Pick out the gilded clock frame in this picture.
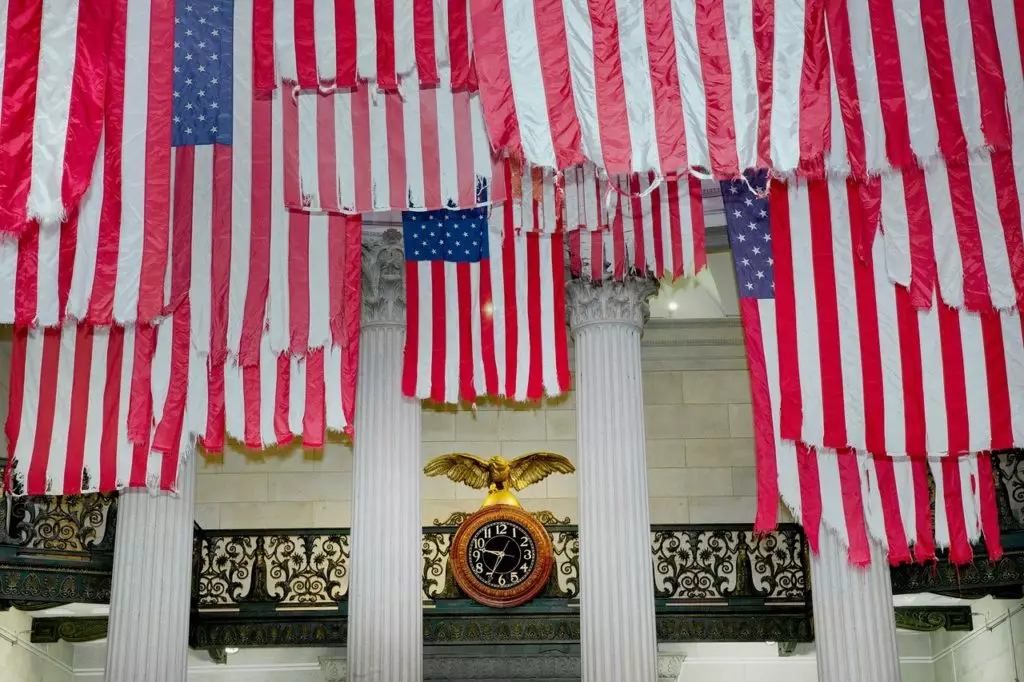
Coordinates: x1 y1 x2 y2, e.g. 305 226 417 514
450 504 554 608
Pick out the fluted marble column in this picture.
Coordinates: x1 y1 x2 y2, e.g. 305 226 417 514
346 230 422 681
811 531 902 682
104 455 196 681
566 278 660 682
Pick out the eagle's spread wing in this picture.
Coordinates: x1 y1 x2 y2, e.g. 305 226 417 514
423 453 492 489
508 452 575 491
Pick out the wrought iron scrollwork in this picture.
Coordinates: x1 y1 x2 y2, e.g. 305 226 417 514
993 450 1024 530
4 493 117 553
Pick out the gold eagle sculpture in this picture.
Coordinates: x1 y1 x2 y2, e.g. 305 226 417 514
423 452 575 507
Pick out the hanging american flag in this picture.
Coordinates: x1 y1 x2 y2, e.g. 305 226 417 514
401 199 570 403
724 171 1009 566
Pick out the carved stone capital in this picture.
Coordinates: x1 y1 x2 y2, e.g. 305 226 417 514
564 278 660 334
361 229 406 328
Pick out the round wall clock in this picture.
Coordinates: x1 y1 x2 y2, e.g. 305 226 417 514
450 504 554 608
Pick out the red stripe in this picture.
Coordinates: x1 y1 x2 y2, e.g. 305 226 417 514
26 329 60 493
980 311 1013 449
288 210 311 354
61 1 112 215
525 233 543 400
303 348 326 447
630 176 645 273
807 181 847 448
694 0 739 177
15 226 39 327
430 261 447 403
154 307 191 489
386 92 408 209
823 0 867 177
480 253 498 395
977 454 1003 561
872 455 912 565
797 1 831 175
837 449 871 566
941 458 972 564
587 0 633 173
316 96 340 213
203 359 226 452
457 263 475 402
413 0 439 86
771 183 801 441
137 0 175 322
402 261 420 398
374 0 398 90
919 1 967 161
796 443 822 554
168 147 195 314
127 325 157 485
667 182 683 280
612 192 626 280
210 145 232 364
89 0 127 324
502 214 518 397
909 460 933 557
242 361 262 447
57 212 78 322
293 0 319 89
453 91 476 208
967 0 1010 151
894 287 927 455
944 164 991 312
991 152 1024 309
902 167 938 308
99 327 124 490
63 325 93 494
469 0 522 155
551 231 570 392
650 181 664 277
240 94 273 366
532 0 585 168
689 177 706 272
0 0 42 234
590 223 603 281
643 0 687 171
273 355 292 445
340 217 362 430
866 0 914 168
327 215 346 344
752 0 775 168
351 86 373 212
448 0 473 90
419 87 442 209
253 0 277 91
740 299 779 532
334 0 357 87
2 329 26 492
281 89 302 209
936 302 969 454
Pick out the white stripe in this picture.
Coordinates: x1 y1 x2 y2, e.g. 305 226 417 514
313 0 337 83
26 0 80 223
671 0 710 170
891 0 940 160
46 325 78 492
403 82 426 208
538 235 558 394
929 458 950 549
993 0 1024 155
224 357 245 441
680 179 696 277
968 157 1016 310
68 137 105 322
860 454 887 545
562 0 604 168
923 163 964 308
722 0 756 171
443 261 460 403
367 89 390 210
325 345 345 431
114 326 136 488
354 0 376 81
872 236 908 455
35 222 61 326
768 0 805 172
761 300 800 516
512 232 530 401
258 334 278 445
845 0 887 173
917 301 948 453
879 172 911 288
115 0 153 322
565 167 582 230
942 0 985 150
415 261 433 398
298 94 320 206
307 213 332 349
433 0 449 68
470 92 491 187
0 237 16 322
658 181 672 278
1001 313 1024 445
960 454 982 542
824 53 849 174
435 71 459 209
187 339 208 439
81 328 109 487
615 0 659 172
191 149 214 355
268 92 290 355
787 183 825 446
470 260 486 397
394 0 415 77
274 0 298 83
11 329 43 487
488 218 507 394
891 458 918 554
640 185 656 274
960 312 991 453
228 0 254 357
817 451 849 548
334 90 356 211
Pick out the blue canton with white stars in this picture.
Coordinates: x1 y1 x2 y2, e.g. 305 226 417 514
720 171 775 299
172 0 233 147
402 208 489 263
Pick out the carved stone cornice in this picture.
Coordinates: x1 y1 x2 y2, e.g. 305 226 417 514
361 229 406 328
564 278 660 334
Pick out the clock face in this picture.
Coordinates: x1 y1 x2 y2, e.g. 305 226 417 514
466 520 537 589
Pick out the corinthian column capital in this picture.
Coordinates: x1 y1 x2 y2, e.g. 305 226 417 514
361 229 406 328
564 277 660 334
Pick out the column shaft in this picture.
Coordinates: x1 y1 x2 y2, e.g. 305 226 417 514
104 455 196 682
811 532 902 682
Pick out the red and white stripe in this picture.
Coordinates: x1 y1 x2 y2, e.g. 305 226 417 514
3 313 194 496
402 201 571 403
285 70 496 213
469 0 831 177
569 174 706 282
823 0 1014 177
0 0 113 234
192 330 359 451
270 0 477 91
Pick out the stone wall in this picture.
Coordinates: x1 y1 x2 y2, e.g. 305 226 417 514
193 318 768 530
931 599 1024 682
0 609 74 682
